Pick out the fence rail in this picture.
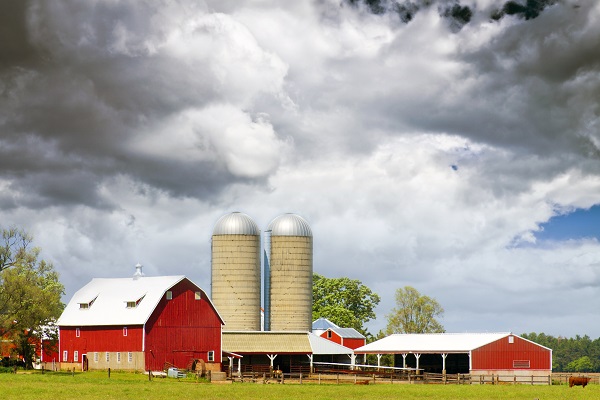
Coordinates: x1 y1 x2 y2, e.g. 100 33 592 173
228 369 560 385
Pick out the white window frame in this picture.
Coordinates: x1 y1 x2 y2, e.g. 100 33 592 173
166 291 172 300
106 352 110 363
128 352 133 363
94 352 99 363
123 327 128 337
76 328 80 337
116 352 121 363
195 291 201 300
63 351 68 362
207 350 215 362
74 351 79 362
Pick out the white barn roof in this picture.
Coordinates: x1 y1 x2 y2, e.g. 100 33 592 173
57 275 211 327
355 333 512 354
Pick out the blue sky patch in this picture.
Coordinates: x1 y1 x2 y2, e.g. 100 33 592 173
535 205 600 242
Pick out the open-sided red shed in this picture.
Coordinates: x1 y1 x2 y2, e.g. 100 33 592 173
355 332 552 381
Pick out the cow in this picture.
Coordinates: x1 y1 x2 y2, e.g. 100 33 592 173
569 376 591 388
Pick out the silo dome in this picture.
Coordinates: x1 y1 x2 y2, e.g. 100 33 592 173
267 213 312 237
211 212 261 331
213 212 260 235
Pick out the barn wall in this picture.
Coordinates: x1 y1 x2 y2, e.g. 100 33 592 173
144 279 222 371
342 338 366 350
471 335 551 371
59 326 144 370
320 331 342 345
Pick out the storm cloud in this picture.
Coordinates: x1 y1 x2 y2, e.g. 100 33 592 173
1 0 599 337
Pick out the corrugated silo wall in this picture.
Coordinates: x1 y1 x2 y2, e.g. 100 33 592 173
211 234 261 331
269 235 313 331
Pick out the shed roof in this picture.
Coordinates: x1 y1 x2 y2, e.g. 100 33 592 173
330 327 365 339
355 333 513 354
222 331 353 355
57 275 220 327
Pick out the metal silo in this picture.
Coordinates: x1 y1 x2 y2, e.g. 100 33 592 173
211 212 261 331
264 213 313 332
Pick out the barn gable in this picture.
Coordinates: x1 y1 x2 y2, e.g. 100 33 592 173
471 334 552 371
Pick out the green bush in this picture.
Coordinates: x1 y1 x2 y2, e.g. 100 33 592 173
0 366 15 374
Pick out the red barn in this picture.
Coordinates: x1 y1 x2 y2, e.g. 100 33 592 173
57 269 223 372
355 332 552 383
312 318 366 350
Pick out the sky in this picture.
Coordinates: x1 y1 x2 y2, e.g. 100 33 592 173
1 0 599 339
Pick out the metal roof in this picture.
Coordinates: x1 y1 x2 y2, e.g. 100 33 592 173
222 332 353 355
213 212 260 235
354 333 512 354
267 213 312 237
57 275 220 326
312 317 339 330
330 327 365 339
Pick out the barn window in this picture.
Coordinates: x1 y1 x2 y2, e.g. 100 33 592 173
79 295 98 309
123 327 128 336
207 351 215 362
327 330 332 338
76 328 80 337
513 360 530 368
106 352 110 363
94 352 99 363
126 294 146 308
508 335 514 344
116 352 121 363
195 291 201 300
128 352 133 363
63 351 68 362
74 351 79 362
166 291 173 300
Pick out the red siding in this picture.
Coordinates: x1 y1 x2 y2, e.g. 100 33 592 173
321 331 343 345
342 337 366 350
60 326 143 362
320 330 366 350
471 335 551 370
144 279 223 371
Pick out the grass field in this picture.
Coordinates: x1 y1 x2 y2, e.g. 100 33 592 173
1 371 598 400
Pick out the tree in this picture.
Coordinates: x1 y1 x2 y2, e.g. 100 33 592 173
312 273 380 337
386 286 444 334
0 227 64 368
566 356 594 372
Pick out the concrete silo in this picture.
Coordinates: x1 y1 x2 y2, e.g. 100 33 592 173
264 213 313 332
211 212 261 331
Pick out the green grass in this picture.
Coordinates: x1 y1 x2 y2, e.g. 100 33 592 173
1 371 598 400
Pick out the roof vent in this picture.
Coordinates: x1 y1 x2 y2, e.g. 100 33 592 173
133 263 144 280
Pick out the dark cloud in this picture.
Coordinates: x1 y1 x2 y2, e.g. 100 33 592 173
1 0 600 338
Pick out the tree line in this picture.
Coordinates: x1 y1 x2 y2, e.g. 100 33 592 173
521 332 600 372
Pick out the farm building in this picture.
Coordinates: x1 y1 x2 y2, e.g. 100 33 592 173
312 318 366 350
57 265 224 372
355 332 552 380
222 331 355 375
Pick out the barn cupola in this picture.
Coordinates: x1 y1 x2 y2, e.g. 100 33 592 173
133 263 144 280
